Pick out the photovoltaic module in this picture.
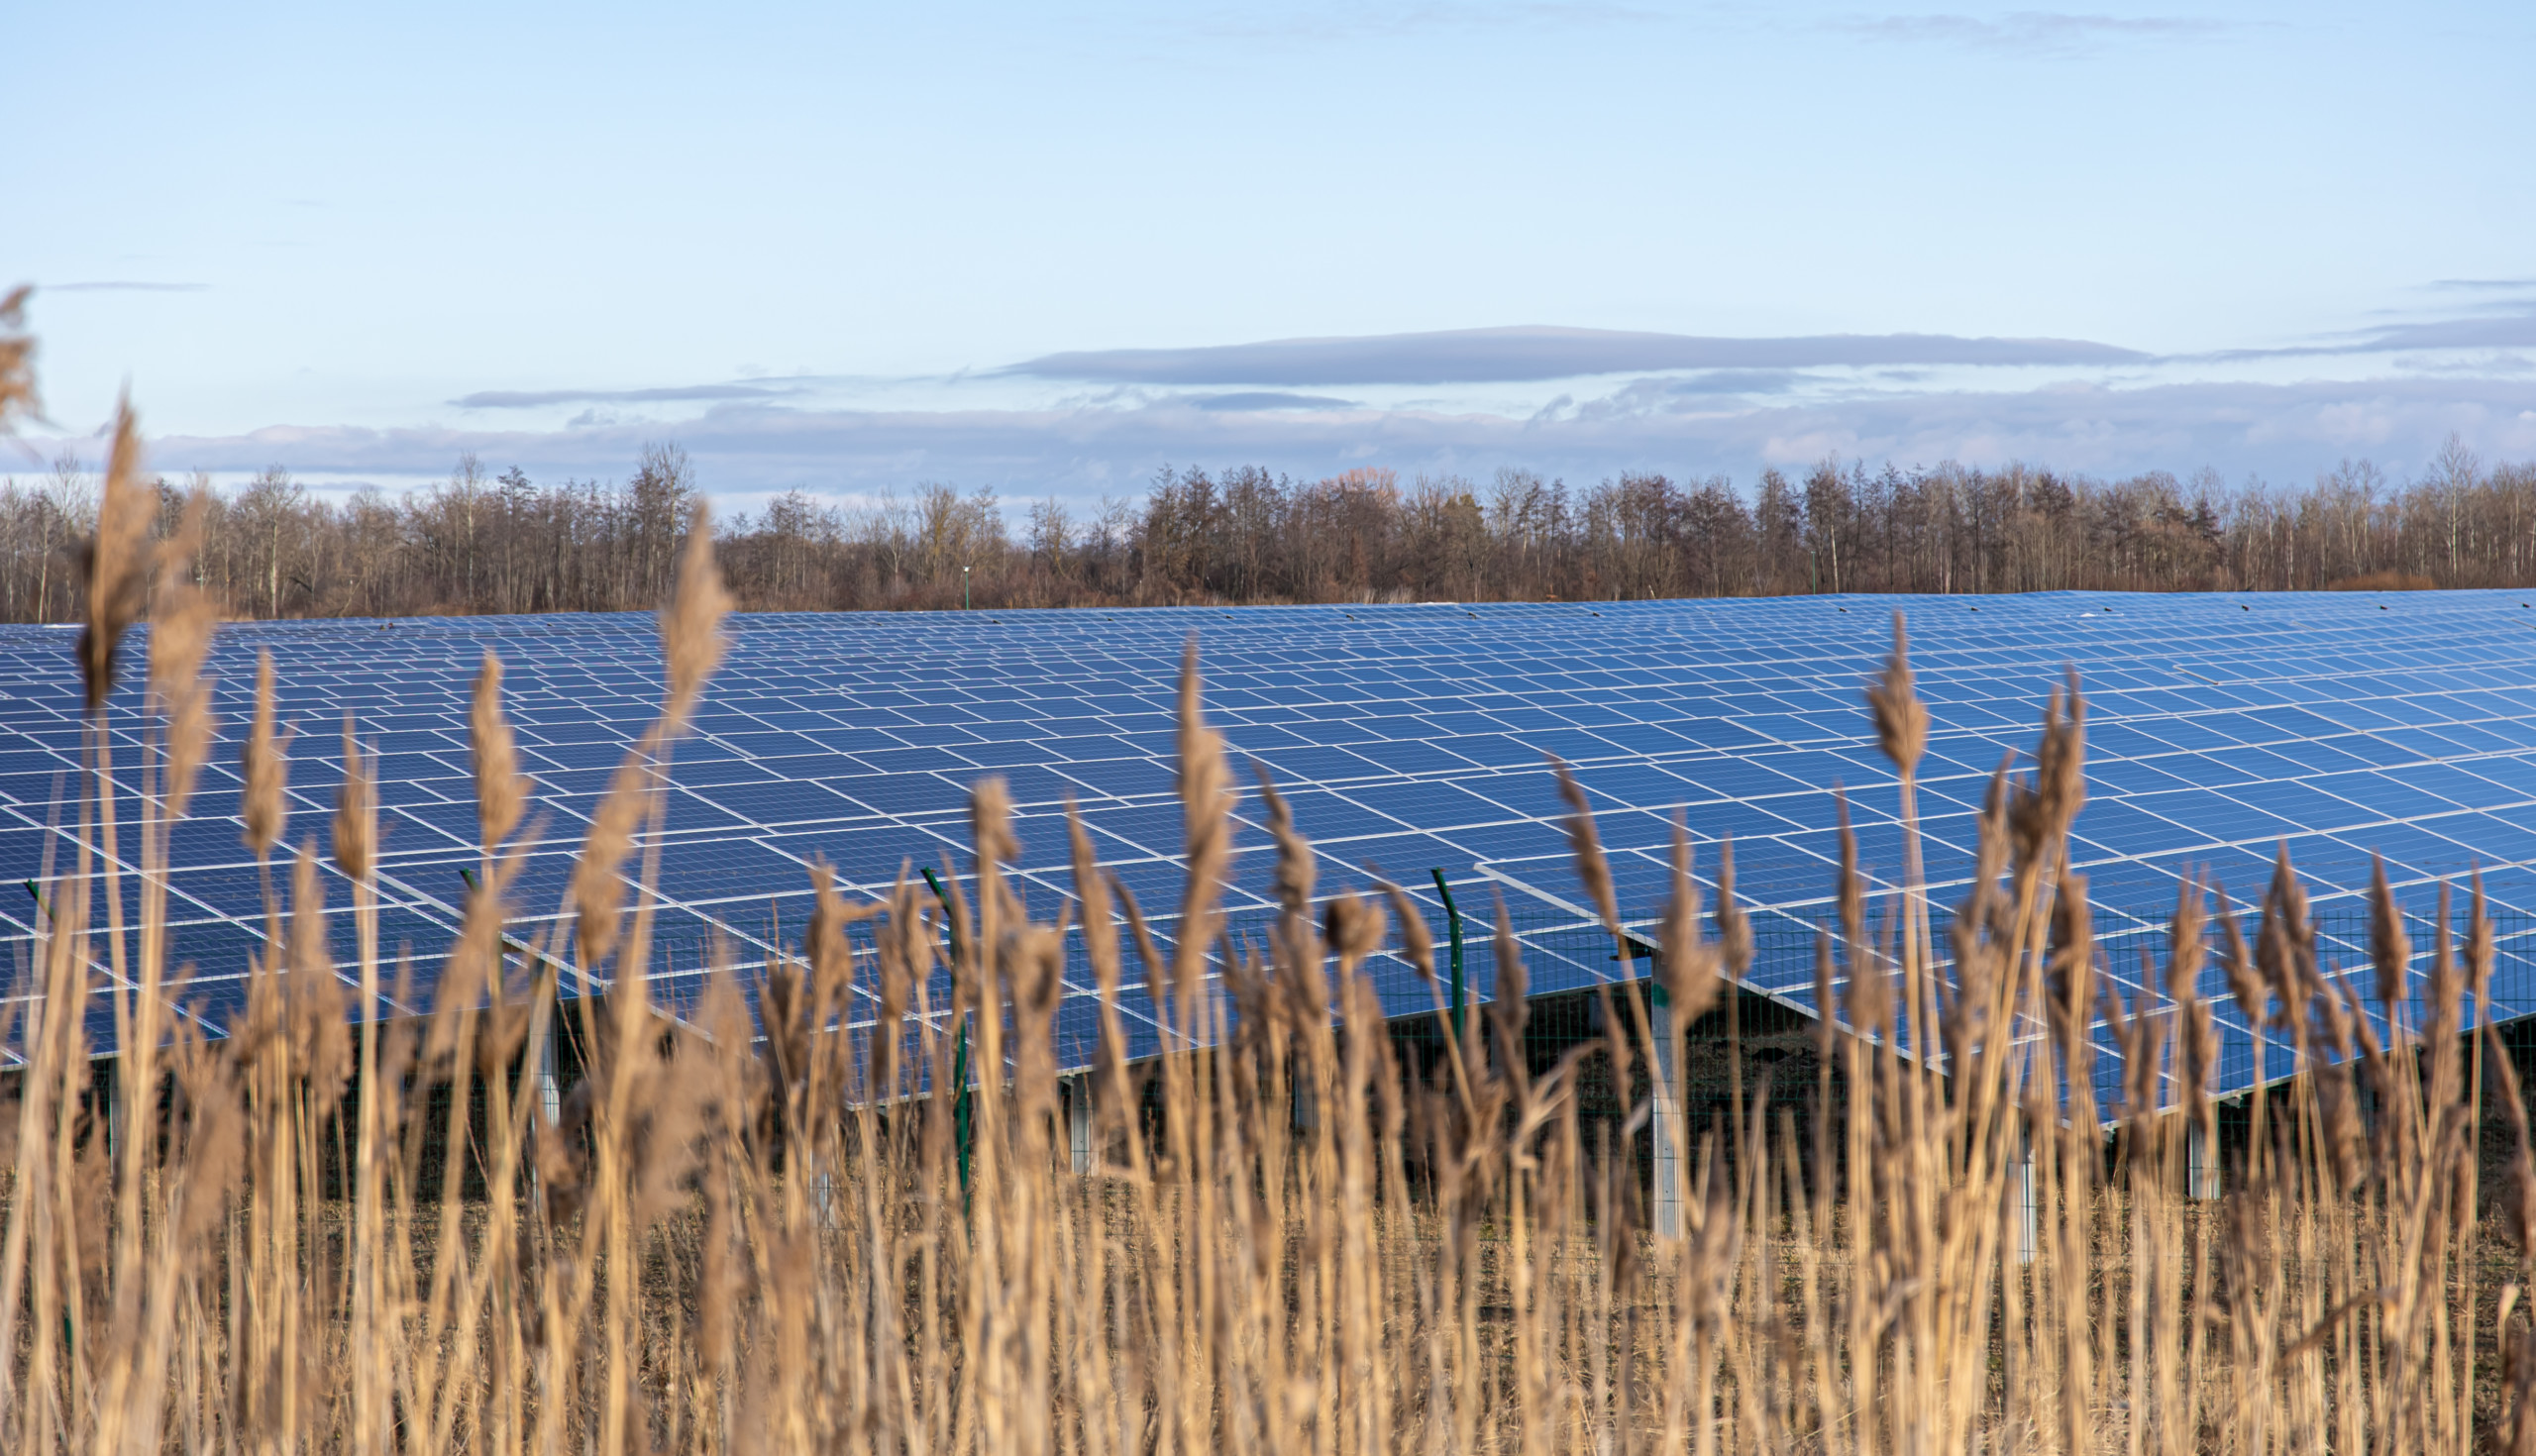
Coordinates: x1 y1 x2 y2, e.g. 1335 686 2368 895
5 590 2535 1103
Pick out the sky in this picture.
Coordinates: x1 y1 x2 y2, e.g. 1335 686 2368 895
9 0 2536 515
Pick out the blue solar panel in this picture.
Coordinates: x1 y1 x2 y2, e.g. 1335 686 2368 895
5 589 2536 1104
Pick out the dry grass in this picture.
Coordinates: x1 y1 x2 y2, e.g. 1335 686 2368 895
6 321 2536 1454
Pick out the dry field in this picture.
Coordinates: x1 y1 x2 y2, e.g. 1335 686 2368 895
5 287 2536 1453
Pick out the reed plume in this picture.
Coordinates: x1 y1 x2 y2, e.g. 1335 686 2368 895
333 718 374 884
146 494 217 821
470 652 532 853
1655 817 1720 1027
241 650 289 858
283 840 353 1106
1552 758 1623 935
571 500 729 974
76 398 154 717
661 498 732 733
0 284 34 429
1866 608 1930 775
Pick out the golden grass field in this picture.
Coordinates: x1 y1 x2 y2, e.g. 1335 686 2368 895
6 285 2536 1453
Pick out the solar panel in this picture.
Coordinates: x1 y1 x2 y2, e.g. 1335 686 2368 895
5 590 2536 1107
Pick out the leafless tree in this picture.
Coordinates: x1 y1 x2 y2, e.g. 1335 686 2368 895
10 441 2536 623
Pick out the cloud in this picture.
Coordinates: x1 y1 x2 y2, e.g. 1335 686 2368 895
452 382 799 408
1007 325 2147 386
2350 306 2536 354
1593 370 1810 407
1837 11 2229 56
1177 391 1360 412
2193 304 2536 362
108 373 2536 503
47 280 211 293
2393 352 2536 377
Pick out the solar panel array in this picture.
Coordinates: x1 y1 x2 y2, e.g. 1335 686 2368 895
5 590 2535 1100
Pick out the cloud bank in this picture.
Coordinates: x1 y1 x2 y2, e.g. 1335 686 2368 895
112 373 2536 503
1006 325 2150 386
2348 305 2536 355
34 300 2532 509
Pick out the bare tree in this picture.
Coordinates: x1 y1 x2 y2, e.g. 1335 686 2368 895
12 439 2536 624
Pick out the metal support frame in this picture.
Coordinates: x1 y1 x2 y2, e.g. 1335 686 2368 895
2014 1138 2040 1266
539 1019 562 1127
1066 1073 1095 1174
2186 1115 2220 1200
1292 1068 1320 1132
1649 983 1682 1240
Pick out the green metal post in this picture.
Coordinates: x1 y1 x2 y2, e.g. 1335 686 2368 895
920 866 960 959
1429 869 1465 1041
921 866 974 1197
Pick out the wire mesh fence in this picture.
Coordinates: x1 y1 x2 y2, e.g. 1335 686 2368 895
622 891 2536 1097
52 884 2533 1206
628 888 2536 1201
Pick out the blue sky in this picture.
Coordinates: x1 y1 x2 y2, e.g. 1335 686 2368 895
10 1 2535 511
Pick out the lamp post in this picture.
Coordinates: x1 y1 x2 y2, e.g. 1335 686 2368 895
964 565 972 610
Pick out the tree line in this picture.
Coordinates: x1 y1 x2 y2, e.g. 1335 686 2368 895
2 437 2531 621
